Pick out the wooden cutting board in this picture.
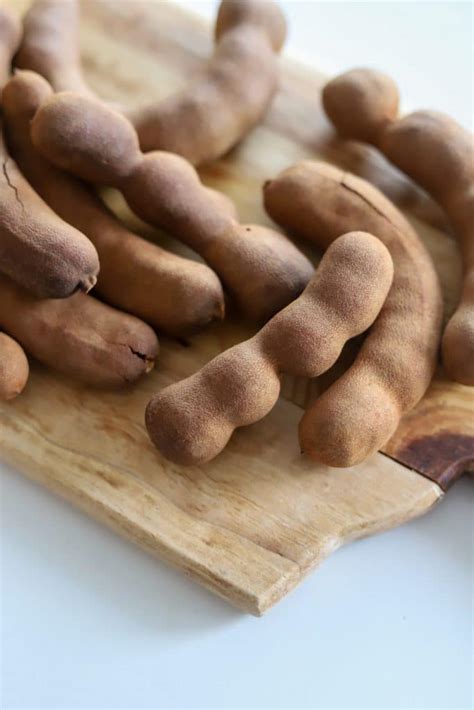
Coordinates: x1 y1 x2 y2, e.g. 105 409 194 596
1 0 473 615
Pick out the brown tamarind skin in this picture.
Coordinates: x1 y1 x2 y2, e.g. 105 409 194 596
2 72 225 337
323 68 474 386
0 332 29 400
264 160 443 467
1 23 99 301
0 124 100 299
14 0 93 96
0 275 159 388
128 0 287 164
145 232 393 466
31 92 313 322
16 0 286 165
0 5 21 88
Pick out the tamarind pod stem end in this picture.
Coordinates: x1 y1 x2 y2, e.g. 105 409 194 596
80 273 98 294
144 357 155 375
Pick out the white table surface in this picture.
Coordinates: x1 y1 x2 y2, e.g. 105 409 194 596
1 2 473 709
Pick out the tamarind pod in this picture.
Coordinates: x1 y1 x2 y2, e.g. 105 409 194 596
31 92 314 322
264 160 443 467
16 0 286 165
145 232 393 465
14 0 93 95
322 68 474 386
0 124 99 299
128 0 287 163
0 275 159 388
1 9 99 299
441 190 474 386
0 4 21 88
0 332 29 400
2 71 225 336
2 17 98 302
380 115 474 386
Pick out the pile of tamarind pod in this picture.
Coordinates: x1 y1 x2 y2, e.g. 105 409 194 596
28 89 314 323
0 0 469 470
322 68 474 387
0 1 307 403
2 71 226 337
0 115 160 389
0 5 159 396
15 0 287 165
0 116 160 391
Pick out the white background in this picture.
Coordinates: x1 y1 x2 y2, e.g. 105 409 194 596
1 2 473 709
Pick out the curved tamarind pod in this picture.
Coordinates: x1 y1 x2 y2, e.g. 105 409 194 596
2 72 225 336
31 92 313 322
264 160 443 467
0 275 159 388
0 332 29 400
16 0 286 165
0 123 99 299
145 232 393 465
14 0 93 95
1 26 99 299
322 68 474 386
128 0 287 163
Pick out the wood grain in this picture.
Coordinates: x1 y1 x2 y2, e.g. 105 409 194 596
0 360 441 615
1 0 471 613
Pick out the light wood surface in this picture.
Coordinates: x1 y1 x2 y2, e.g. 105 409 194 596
1 0 471 614
0 364 442 615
